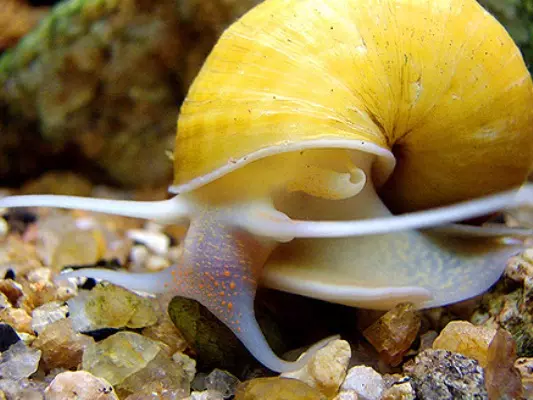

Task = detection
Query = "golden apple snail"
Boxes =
[2,0,533,372]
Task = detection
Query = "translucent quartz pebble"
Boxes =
[82,332,190,397]
[281,339,351,398]
[362,303,421,366]
[234,377,325,400]
[35,214,80,266]
[204,369,240,399]
[31,300,68,334]
[0,341,41,380]
[172,352,196,384]
[403,349,487,399]
[0,377,47,400]
[432,321,496,368]
[44,371,118,400]
[142,318,188,355]
[82,332,161,386]
[68,283,157,332]
[51,228,104,271]
[32,319,93,371]
[485,329,523,400]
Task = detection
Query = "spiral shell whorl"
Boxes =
[173,0,533,211]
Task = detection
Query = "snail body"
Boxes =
[2,0,533,372]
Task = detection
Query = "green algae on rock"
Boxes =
[167,297,250,372]
[0,0,183,187]
[471,250,533,357]
[67,282,158,332]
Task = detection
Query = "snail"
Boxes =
[2,0,533,372]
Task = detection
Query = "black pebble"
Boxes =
[83,328,120,342]
[0,323,20,352]
[3,269,15,280]
[80,278,97,290]
[27,0,62,6]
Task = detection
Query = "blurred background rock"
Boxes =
[0,0,531,190]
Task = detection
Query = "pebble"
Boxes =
[0,307,33,334]
[127,229,170,255]
[0,378,46,400]
[432,321,496,368]
[82,331,161,386]
[340,366,384,400]
[188,390,224,400]
[32,318,94,371]
[0,323,20,352]
[362,303,421,366]
[234,377,325,400]
[44,370,118,399]
[172,352,197,384]
[403,349,487,399]
[515,357,533,398]
[0,293,9,310]
[282,339,351,397]
[381,376,415,400]
[26,267,52,284]
[82,331,190,397]
[51,229,105,272]
[129,245,149,266]
[31,301,68,334]
[67,283,157,332]
[204,369,240,399]
[485,329,523,400]
[142,318,188,355]
[0,279,24,306]
[0,341,41,380]
[0,219,8,239]
[332,390,359,400]
[146,254,170,271]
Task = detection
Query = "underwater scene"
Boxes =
[1,0,533,398]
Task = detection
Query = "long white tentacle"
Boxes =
[238,184,533,239]
[0,195,191,224]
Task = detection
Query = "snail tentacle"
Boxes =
[239,184,533,239]
[57,268,174,294]
[428,224,533,238]
[0,195,191,224]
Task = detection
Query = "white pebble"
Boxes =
[340,366,385,400]
[31,301,68,334]
[26,267,52,284]
[146,255,170,271]
[332,390,360,400]
[45,371,118,399]
[130,245,149,266]
[0,218,8,239]
[187,390,224,400]
[127,229,170,255]
[173,352,197,383]
[282,339,351,397]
